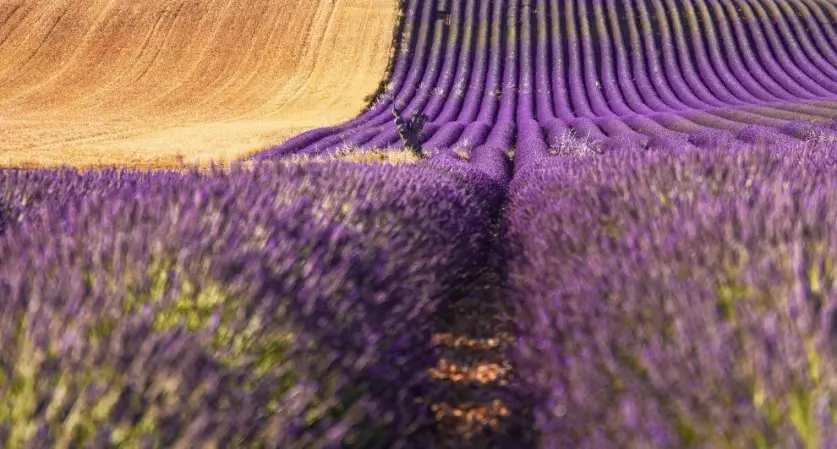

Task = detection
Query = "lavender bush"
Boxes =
[0,159,504,448]
[506,143,837,448]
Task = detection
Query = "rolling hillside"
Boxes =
[0,0,398,167]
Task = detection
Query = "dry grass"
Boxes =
[0,0,399,168]
[285,148,421,165]
[547,129,602,156]
[38,148,421,175]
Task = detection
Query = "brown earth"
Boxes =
[0,0,398,168]
[426,263,536,448]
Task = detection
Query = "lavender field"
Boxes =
[256,0,837,164]
[4,0,837,448]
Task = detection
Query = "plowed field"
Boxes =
[0,0,398,167]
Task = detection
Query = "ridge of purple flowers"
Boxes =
[0,158,505,448]
[505,141,837,448]
[252,0,837,162]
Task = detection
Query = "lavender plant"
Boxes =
[506,143,837,448]
[0,158,504,448]
[393,108,430,157]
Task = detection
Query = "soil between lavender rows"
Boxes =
[422,219,536,448]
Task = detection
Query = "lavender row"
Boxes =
[254,0,837,162]
[505,142,837,447]
[0,159,504,448]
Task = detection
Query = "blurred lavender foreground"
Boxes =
[0,157,505,448]
[505,142,837,448]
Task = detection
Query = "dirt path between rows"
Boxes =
[424,240,535,448]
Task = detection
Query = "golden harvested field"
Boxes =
[0,0,398,168]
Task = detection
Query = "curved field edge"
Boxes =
[0,0,399,168]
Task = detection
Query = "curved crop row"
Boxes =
[256,0,837,174]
